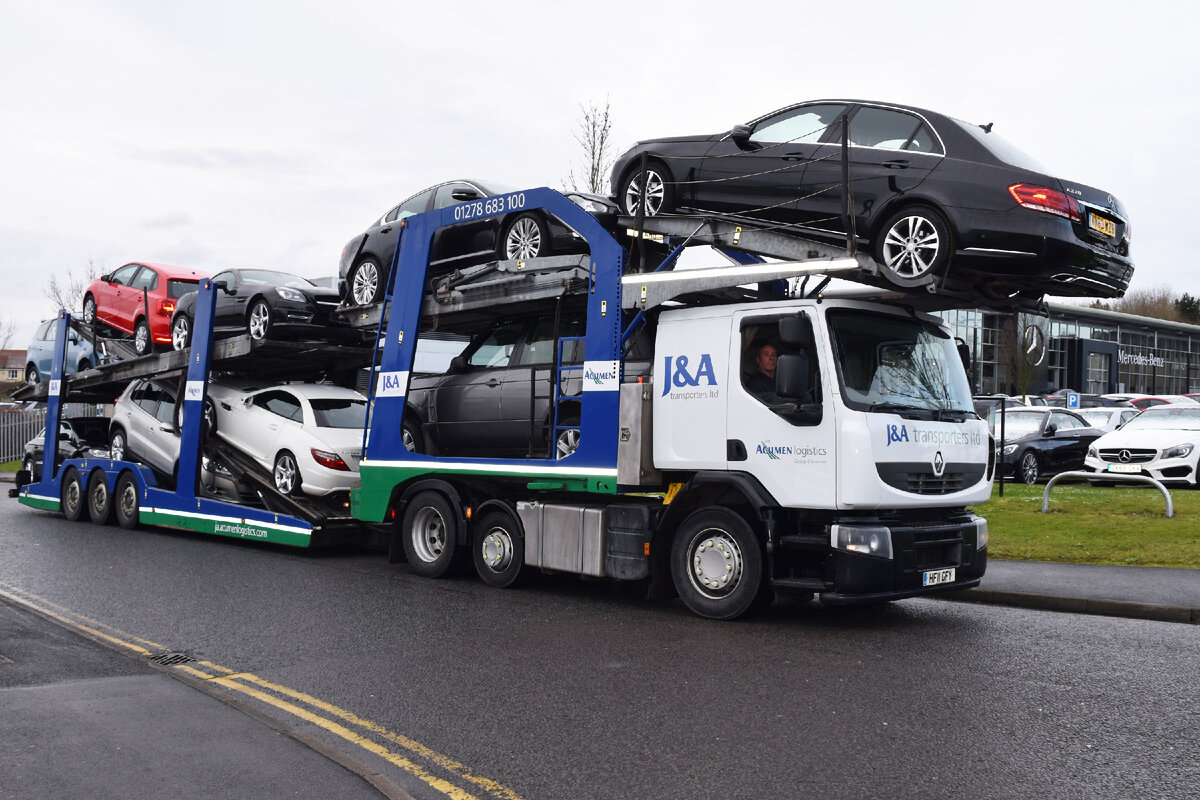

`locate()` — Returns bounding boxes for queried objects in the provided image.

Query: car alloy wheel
[877,207,950,285]
[171,316,190,351]
[503,214,547,260]
[25,365,38,384]
[82,295,96,325]
[273,451,299,495]
[110,429,126,461]
[134,320,152,356]
[1020,451,1039,485]
[621,166,670,217]
[247,301,271,341]
[351,260,380,306]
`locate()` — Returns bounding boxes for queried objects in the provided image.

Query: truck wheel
[620,162,675,217]
[349,258,383,306]
[500,213,550,260]
[874,205,951,288]
[61,467,86,522]
[670,507,764,620]
[87,470,114,525]
[133,319,153,356]
[401,491,463,578]
[114,472,140,530]
[472,510,528,588]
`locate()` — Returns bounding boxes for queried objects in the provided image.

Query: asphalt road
[1,500,1197,800]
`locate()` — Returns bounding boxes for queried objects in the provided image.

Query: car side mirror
[1045,423,1058,436]
[59,432,72,441]
[214,280,234,295]
[68,331,79,343]
[100,273,112,282]
[448,355,467,373]
[451,189,481,202]
[729,124,752,144]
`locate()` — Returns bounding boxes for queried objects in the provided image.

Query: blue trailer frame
[17,281,322,547]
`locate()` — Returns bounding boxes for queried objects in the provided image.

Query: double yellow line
[0,583,523,800]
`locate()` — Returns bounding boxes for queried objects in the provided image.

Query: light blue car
[25,319,96,383]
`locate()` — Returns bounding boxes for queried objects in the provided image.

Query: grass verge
[973,481,1200,568]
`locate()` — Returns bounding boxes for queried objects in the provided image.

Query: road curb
[942,587,1199,624]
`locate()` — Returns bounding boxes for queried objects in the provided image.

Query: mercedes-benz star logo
[1119,449,1132,463]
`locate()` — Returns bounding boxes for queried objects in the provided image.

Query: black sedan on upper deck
[170,268,355,350]
[338,179,618,307]
[611,99,1133,299]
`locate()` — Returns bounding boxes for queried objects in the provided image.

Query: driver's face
[757,346,778,374]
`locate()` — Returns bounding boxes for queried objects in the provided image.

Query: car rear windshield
[310,398,367,428]
[949,119,1049,173]
[71,418,110,442]
[167,279,199,299]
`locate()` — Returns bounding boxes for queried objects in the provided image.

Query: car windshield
[828,309,973,416]
[238,270,313,289]
[1076,410,1113,427]
[70,418,110,442]
[1120,407,1200,431]
[996,411,1050,437]
[310,398,367,428]
[948,118,1049,173]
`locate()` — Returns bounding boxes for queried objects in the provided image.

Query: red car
[82,262,212,355]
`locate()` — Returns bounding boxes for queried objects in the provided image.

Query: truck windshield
[827,309,973,416]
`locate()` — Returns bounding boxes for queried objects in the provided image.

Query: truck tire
[87,469,114,525]
[61,467,86,522]
[114,472,140,530]
[401,491,463,578]
[472,509,528,588]
[670,506,765,620]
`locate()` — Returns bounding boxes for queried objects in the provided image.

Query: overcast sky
[1,0,1194,347]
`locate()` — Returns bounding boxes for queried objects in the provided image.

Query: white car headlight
[1161,443,1194,460]
[275,287,306,302]
[1087,445,1098,459]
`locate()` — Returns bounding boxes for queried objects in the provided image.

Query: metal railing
[1041,471,1175,518]
[0,404,107,463]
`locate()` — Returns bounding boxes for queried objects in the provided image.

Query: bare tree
[44,259,104,313]
[565,98,616,194]
[0,315,17,352]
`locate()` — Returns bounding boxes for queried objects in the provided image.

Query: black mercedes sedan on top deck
[611,100,1133,299]
[170,268,355,350]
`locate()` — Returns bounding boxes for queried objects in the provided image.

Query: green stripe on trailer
[353,460,621,522]
[140,508,314,548]
[18,493,60,512]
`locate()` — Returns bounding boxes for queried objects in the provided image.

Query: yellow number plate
[1089,213,1116,237]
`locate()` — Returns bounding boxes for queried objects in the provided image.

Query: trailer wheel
[133,319,153,356]
[619,162,675,217]
[87,470,114,525]
[670,507,765,620]
[472,509,528,588]
[349,258,383,306]
[61,467,86,522]
[114,472,140,530]
[401,491,462,578]
[273,450,301,496]
[874,205,951,288]
[500,213,551,260]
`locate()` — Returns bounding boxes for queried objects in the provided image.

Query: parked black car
[611,99,1133,298]
[338,179,618,306]
[992,407,1105,484]
[170,268,355,350]
[22,416,109,481]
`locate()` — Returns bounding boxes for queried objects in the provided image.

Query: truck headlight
[1162,443,1194,460]
[830,524,892,559]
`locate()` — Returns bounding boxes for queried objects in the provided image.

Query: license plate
[1107,463,1141,473]
[922,568,956,587]
[1089,213,1116,237]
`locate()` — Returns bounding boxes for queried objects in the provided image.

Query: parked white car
[1075,407,1140,433]
[1084,405,1200,486]
[206,382,367,497]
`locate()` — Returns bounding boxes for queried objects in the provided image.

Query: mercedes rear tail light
[311,448,350,471]
[1008,183,1082,222]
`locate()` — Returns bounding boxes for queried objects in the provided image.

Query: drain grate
[148,651,196,667]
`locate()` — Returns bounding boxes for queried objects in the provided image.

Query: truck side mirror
[775,354,810,399]
[778,314,814,349]
[956,337,971,372]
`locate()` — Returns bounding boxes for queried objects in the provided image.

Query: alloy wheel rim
[687,528,744,599]
[111,434,125,460]
[249,304,269,340]
[83,299,95,324]
[172,318,189,350]
[624,170,665,216]
[505,218,542,259]
[274,456,296,494]
[353,263,378,305]
[882,216,940,278]
[556,428,580,459]
[135,325,150,353]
